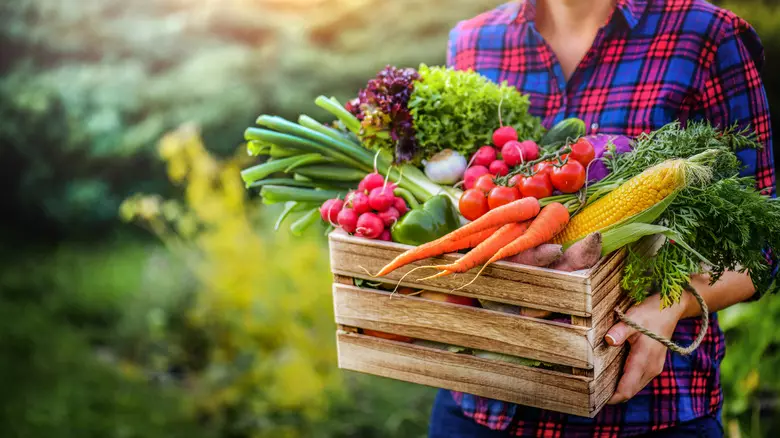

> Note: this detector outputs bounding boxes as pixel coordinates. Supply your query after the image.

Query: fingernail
[605,334,617,346]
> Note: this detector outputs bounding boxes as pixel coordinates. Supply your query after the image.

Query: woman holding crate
[430,0,776,437]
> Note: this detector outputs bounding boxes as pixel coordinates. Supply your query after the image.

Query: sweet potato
[478,299,521,314]
[520,307,554,318]
[505,244,563,267]
[550,232,603,272]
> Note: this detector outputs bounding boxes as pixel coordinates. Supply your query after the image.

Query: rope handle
[614,285,708,356]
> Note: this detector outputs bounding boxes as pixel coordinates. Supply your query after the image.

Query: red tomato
[550,160,586,193]
[533,161,554,176]
[518,173,553,199]
[569,138,596,167]
[487,186,521,210]
[459,189,490,221]
[474,174,497,193]
[508,174,522,188]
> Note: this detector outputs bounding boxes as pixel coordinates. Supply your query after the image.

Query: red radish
[348,191,371,214]
[472,146,497,167]
[492,126,518,148]
[379,230,392,241]
[519,140,540,161]
[358,172,385,193]
[378,207,400,227]
[501,141,525,166]
[463,165,490,190]
[337,208,358,233]
[355,212,384,239]
[368,186,395,212]
[319,198,344,223]
[489,160,509,176]
[393,197,409,215]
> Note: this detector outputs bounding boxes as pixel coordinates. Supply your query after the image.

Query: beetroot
[463,165,490,190]
[319,198,344,224]
[471,146,497,167]
[488,160,509,176]
[393,197,409,215]
[492,126,518,148]
[359,172,386,193]
[348,191,371,214]
[355,212,384,239]
[337,208,358,233]
[378,207,400,227]
[368,186,395,212]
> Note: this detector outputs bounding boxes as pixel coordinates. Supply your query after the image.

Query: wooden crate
[328,229,631,418]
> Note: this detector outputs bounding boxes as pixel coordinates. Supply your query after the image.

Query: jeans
[428,389,724,438]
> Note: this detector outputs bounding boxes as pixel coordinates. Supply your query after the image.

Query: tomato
[474,173,497,193]
[569,138,596,167]
[550,160,586,193]
[518,173,554,199]
[533,161,554,176]
[459,189,490,221]
[508,174,522,188]
[487,186,521,210]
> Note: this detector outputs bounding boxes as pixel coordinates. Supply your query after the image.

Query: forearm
[679,270,756,319]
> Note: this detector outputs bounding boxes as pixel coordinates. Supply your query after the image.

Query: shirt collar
[511,0,648,30]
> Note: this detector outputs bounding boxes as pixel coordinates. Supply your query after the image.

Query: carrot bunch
[375,197,571,282]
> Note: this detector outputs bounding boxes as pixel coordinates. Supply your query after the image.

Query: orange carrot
[373,226,500,277]
[441,203,570,289]
[431,221,531,276]
[486,202,570,266]
[374,197,539,276]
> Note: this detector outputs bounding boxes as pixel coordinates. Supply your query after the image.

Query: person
[429,0,777,437]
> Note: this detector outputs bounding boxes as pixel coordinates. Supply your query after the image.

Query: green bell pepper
[391,194,460,246]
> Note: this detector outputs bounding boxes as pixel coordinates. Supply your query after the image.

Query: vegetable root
[505,244,563,267]
[550,232,603,272]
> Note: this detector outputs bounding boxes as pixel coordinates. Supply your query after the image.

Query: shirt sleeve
[693,17,778,298]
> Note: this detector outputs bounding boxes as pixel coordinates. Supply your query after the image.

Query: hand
[604,292,689,404]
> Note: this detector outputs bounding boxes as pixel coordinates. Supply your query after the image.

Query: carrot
[422,221,531,279]
[486,203,571,265]
[373,198,538,277]
[373,226,499,277]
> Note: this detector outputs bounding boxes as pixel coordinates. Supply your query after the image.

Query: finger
[607,351,646,404]
[605,321,637,347]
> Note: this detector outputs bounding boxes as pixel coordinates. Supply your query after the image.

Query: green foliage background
[0,0,778,437]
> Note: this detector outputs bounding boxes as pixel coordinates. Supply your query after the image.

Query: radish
[368,186,395,212]
[319,198,343,224]
[492,126,518,148]
[355,212,384,239]
[393,197,409,215]
[519,140,540,161]
[378,206,400,227]
[463,165,490,190]
[501,140,524,166]
[337,208,358,233]
[358,172,385,193]
[348,191,371,214]
[379,230,392,241]
[471,146,497,167]
[489,160,509,176]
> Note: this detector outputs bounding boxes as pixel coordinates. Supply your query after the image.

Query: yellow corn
[552,159,687,244]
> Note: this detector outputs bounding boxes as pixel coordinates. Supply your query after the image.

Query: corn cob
[552,159,687,244]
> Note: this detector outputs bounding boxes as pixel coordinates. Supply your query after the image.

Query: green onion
[248,178,319,189]
[290,208,321,236]
[260,185,344,204]
[240,153,331,186]
[294,165,365,182]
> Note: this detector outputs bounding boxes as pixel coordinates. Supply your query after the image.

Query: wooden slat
[570,315,595,378]
[592,287,634,346]
[329,231,591,316]
[334,284,593,368]
[593,341,628,378]
[337,332,595,417]
[590,346,626,413]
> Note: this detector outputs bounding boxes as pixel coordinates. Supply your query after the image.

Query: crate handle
[614,285,708,356]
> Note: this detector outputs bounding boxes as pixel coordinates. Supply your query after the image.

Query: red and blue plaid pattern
[446,0,776,435]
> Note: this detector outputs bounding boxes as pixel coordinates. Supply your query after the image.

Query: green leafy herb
[408,64,544,161]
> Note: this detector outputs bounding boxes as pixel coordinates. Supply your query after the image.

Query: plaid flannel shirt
[446,0,777,436]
